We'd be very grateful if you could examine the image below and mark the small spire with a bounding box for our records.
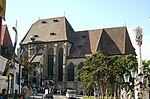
[64,11,66,16]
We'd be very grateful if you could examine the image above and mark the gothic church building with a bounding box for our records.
[20,17,135,94]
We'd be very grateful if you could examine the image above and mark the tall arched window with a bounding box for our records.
[58,47,63,81]
[33,71,36,76]
[78,62,84,70]
[77,62,84,81]
[32,78,37,84]
[48,48,54,80]
[67,62,74,81]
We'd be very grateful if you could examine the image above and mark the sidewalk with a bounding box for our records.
[29,94,83,99]
[76,95,83,99]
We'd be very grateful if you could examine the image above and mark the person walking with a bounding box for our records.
[94,89,99,99]
[0,96,4,99]
[18,95,24,99]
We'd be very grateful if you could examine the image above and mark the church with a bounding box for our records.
[20,16,135,94]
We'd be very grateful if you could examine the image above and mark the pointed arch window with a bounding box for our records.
[67,62,74,81]
[58,47,63,81]
[78,62,84,70]
[33,71,36,76]
[77,62,84,81]
[32,78,37,84]
[48,48,54,80]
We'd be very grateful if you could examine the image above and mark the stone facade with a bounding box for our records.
[20,17,135,94]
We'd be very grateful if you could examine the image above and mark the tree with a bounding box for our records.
[142,60,150,75]
[142,60,150,88]
[77,52,138,99]
[77,52,108,98]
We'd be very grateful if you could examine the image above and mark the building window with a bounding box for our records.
[53,19,59,22]
[36,44,44,53]
[78,45,82,48]
[50,32,56,36]
[33,71,36,76]
[58,47,63,81]
[78,62,84,70]
[48,48,54,80]
[32,78,37,84]
[41,20,47,24]
[77,62,84,81]
[67,62,74,81]
[82,35,86,39]
[29,44,34,56]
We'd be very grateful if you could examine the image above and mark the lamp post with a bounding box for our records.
[123,72,130,83]
[9,66,15,98]
[123,72,129,99]
[123,67,144,99]
[134,26,144,99]
[131,67,137,98]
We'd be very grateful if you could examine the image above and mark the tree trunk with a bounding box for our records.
[114,84,116,99]
[106,84,108,99]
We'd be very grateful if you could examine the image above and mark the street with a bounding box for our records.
[54,94,83,99]
[29,94,83,99]
[54,94,66,99]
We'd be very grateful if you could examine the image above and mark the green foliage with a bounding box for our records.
[142,60,150,75]
[82,96,95,99]
[77,52,138,95]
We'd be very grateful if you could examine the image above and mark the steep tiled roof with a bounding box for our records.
[69,29,103,57]
[21,17,75,44]
[101,27,135,55]
[1,25,14,58]
[1,25,7,45]
[69,27,135,58]
[98,27,126,55]
[21,17,135,58]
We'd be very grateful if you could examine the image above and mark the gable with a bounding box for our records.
[1,25,13,58]
[21,17,71,44]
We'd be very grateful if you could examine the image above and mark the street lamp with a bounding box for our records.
[123,67,144,99]
[137,72,144,86]
[123,72,130,83]
[131,67,137,79]
[131,67,137,98]
[123,69,135,99]
[9,65,16,98]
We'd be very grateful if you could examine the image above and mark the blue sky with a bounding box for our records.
[3,0,150,60]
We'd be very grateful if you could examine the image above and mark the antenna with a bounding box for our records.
[64,11,66,16]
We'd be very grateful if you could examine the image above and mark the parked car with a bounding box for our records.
[44,92,54,99]
[66,89,76,99]
[64,87,74,95]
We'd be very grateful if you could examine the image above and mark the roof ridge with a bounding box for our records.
[103,26,126,30]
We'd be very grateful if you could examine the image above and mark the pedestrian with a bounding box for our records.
[94,89,99,98]
[18,95,24,99]
[137,92,142,99]
[0,96,4,99]
[122,88,127,99]
[1,89,7,99]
